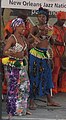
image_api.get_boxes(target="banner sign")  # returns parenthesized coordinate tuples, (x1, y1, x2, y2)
(1, 0, 66, 11)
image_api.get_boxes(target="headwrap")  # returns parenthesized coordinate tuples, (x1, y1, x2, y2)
(11, 18, 24, 30)
(4, 20, 13, 38)
(36, 7, 49, 22)
(56, 11, 66, 20)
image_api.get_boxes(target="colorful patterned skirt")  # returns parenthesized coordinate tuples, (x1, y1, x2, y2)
(29, 47, 54, 99)
(3, 58, 30, 116)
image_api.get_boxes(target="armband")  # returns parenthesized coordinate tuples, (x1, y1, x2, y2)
(5, 51, 8, 54)
(64, 42, 65, 46)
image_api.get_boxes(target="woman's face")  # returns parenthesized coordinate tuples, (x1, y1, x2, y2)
(37, 14, 47, 24)
(16, 23, 25, 34)
(58, 19, 66, 26)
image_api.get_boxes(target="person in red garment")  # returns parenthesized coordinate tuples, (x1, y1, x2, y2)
(51, 11, 66, 94)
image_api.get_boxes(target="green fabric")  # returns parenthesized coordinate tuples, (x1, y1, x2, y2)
(14, 60, 21, 67)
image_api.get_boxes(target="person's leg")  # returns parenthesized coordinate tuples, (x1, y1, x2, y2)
(8, 113, 12, 120)
(29, 99, 37, 110)
(47, 94, 60, 106)
(7, 66, 19, 119)
(26, 110, 32, 115)
(44, 59, 60, 106)
(28, 52, 38, 110)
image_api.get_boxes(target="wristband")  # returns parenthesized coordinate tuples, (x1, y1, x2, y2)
(64, 42, 65, 46)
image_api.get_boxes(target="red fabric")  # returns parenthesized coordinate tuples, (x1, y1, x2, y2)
(4, 20, 13, 38)
(52, 25, 66, 94)
(2, 83, 7, 94)
(2, 77, 7, 94)
(60, 72, 66, 93)
(23, 21, 32, 38)
(56, 11, 66, 20)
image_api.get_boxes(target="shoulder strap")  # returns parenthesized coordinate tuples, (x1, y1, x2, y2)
(11, 34, 17, 43)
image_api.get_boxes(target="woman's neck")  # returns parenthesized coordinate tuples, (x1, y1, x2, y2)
(14, 31, 22, 38)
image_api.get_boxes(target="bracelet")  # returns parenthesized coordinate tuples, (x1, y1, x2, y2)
(5, 51, 8, 53)
(64, 42, 65, 46)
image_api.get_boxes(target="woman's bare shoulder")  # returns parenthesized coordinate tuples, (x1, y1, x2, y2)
(7, 34, 15, 44)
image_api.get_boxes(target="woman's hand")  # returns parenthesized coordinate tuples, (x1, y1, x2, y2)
(4, 50, 24, 58)
(13, 51, 24, 58)
(4, 50, 13, 56)
(34, 36, 40, 44)
(30, 33, 40, 44)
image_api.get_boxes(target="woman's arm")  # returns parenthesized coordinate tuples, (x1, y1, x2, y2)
(27, 26, 41, 49)
(3, 36, 25, 58)
(3, 37, 14, 56)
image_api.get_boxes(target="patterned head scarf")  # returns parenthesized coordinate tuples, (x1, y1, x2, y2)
(56, 11, 66, 20)
(36, 7, 49, 23)
(11, 18, 24, 30)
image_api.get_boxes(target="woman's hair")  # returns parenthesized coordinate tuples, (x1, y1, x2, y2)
(36, 7, 49, 23)
(18, 14, 27, 22)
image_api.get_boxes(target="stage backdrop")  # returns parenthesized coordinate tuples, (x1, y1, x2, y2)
(1, 0, 66, 12)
